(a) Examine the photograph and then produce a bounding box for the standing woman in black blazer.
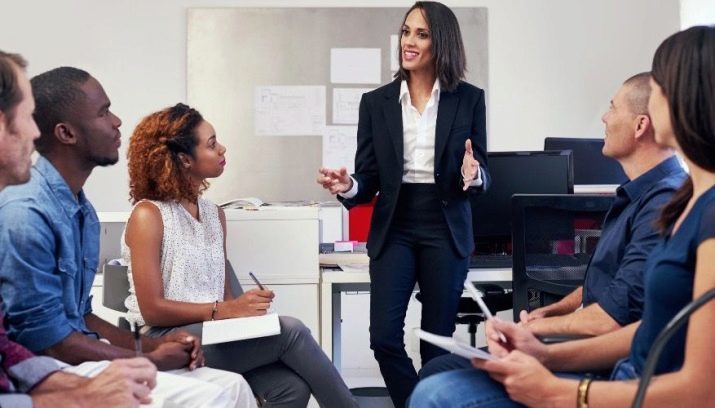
[317,2,488,406]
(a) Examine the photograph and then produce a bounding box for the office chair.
[632,288,715,408]
[101,263,131,330]
[511,194,614,321]
[415,284,511,347]
[102,260,245,330]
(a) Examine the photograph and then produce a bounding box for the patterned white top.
[123,198,225,326]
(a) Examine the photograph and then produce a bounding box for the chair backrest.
[102,260,244,315]
[226,260,244,297]
[511,194,614,320]
[102,264,130,312]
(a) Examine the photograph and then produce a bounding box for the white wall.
[680,0,715,27]
[2,0,679,211]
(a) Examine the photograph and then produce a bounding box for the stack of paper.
[414,329,494,360]
[202,313,281,345]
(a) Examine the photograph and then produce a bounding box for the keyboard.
[469,254,513,269]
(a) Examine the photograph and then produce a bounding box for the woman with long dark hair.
[410,25,715,408]
[317,2,489,406]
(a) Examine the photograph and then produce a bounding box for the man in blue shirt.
[0,50,157,408]
[417,73,687,381]
[521,72,687,337]
[0,66,254,407]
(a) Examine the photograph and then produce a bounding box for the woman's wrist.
[548,378,580,408]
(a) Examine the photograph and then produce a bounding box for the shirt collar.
[398,78,441,105]
[618,155,684,201]
[34,155,88,217]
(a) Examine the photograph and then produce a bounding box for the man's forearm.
[528,303,621,336]
[41,331,136,365]
[84,313,158,351]
[544,287,583,316]
[31,371,88,393]
[544,321,639,372]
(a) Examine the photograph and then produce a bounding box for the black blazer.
[340,79,489,259]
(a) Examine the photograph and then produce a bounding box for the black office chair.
[415,284,511,347]
[511,194,614,321]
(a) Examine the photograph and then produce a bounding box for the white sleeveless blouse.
[123,198,225,326]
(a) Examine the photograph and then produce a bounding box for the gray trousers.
[147,316,358,408]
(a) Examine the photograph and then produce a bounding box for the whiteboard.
[188,7,488,203]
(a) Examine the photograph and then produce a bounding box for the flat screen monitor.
[471,150,574,255]
[544,137,627,185]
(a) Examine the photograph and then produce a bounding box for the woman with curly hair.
[123,103,357,408]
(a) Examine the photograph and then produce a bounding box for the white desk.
[320,267,512,371]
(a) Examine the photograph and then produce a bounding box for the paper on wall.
[255,86,325,136]
[330,48,381,84]
[333,88,372,125]
[322,126,357,174]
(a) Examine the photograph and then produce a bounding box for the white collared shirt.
[400,79,440,184]
[340,80,482,199]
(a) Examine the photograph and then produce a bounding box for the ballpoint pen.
[132,321,143,356]
[464,281,508,343]
[248,271,265,290]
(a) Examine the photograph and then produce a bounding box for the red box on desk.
[348,198,376,242]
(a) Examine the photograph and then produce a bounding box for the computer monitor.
[471,150,574,255]
[544,137,627,185]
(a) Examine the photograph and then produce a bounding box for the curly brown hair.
[127,103,209,204]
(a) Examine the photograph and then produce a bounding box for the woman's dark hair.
[394,1,466,92]
[128,103,207,204]
[654,26,715,232]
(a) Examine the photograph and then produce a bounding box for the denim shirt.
[582,156,687,325]
[0,156,100,352]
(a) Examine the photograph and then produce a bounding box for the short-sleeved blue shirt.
[630,186,715,375]
[0,156,100,352]
[582,156,687,325]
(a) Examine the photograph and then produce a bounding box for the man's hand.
[158,331,205,370]
[483,318,549,364]
[317,167,353,195]
[146,340,192,371]
[461,139,480,191]
[220,288,275,319]
[519,308,549,324]
[33,358,157,408]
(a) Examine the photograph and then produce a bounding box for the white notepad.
[414,329,494,360]
[202,313,281,345]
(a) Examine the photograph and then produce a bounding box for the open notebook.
[202,313,281,345]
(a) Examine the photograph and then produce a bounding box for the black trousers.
[369,184,469,408]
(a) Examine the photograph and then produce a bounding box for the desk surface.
[321,267,512,284]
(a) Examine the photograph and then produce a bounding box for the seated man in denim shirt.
[0,50,157,408]
[418,72,687,380]
[0,66,255,407]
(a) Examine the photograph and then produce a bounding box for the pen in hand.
[132,321,143,356]
[248,271,265,290]
[464,281,508,343]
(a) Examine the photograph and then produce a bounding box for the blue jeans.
[409,354,628,407]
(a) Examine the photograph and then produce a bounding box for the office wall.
[1,0,679,211]
[681,0,715,27]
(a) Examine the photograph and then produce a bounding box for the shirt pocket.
[57,257,82,320]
